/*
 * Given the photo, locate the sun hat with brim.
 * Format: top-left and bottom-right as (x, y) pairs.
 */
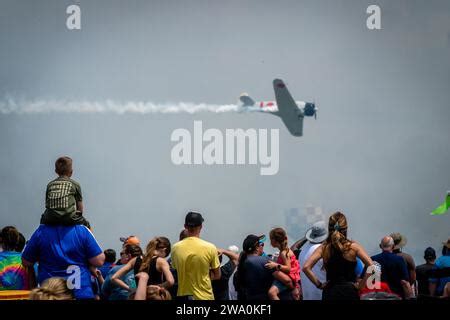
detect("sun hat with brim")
(390, 233), (407, 250)
(305, 221), (328, 244)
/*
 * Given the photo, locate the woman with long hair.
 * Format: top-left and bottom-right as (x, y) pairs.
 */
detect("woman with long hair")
(112, 237), (174, 297)
(303, 212), (373, 300)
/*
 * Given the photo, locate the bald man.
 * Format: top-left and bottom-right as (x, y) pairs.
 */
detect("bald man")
(371, 236), (410, 298)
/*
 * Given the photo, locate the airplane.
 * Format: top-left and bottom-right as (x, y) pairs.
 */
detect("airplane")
(238, 79), (317, 137)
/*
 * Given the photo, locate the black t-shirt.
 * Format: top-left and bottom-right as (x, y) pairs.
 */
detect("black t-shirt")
(416, 263), (434, 295)
(212, 260), (236, 300)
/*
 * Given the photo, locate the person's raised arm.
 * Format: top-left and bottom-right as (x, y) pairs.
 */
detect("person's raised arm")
(219, 249), (240, 266)
(111, 257), (136, 292)
(303, 244), (326, 289)
(352, 242), (373, 290)
(290, 237), (307, 252)
(157, 258), (175, 289)
(209, 247), (222, 280)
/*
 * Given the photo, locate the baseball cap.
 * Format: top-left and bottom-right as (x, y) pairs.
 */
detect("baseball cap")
(120, 235), (140, 246)
(243, 234), (265, 252)
(424, 247), (436, 260)
(185, 211), (204, 227)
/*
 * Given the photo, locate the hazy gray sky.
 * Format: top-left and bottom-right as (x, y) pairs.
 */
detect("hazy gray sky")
(1, 0), (449, 261)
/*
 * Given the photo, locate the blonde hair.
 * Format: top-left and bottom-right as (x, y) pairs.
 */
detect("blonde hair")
(29, 277), (74, 300)
(146, 286), (172, 300)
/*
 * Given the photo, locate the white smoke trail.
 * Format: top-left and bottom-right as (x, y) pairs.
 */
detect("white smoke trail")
(0, 97), (250, 115)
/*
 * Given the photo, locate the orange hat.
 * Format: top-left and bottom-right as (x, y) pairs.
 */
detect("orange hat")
(120, 236), (140, 246)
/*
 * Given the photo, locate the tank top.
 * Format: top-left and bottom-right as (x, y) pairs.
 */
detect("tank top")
(134, 256), (165, 285)
(325, 249), (357, 284)
(276, 251), (301, 285)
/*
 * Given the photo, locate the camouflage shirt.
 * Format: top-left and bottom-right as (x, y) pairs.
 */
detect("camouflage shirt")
(44, 176), (83, 220)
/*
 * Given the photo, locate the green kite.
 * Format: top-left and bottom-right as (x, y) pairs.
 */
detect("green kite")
(431, 192), (450, 215)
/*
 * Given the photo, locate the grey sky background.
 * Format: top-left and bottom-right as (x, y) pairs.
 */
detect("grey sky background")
(1, 0), (449, 261)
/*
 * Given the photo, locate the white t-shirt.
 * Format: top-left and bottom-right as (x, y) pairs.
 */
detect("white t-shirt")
(228, 270), (238, 300)
(299, 241), (327, 300)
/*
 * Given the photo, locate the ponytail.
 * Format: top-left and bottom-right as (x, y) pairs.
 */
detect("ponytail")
(235, 252), (248, 292)
(323, 212), (352, 265)
(139, 237), (171, 273)
(330, 229), (351, 253)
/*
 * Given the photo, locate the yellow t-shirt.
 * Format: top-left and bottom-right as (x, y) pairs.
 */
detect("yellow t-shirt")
(171, 237), (220, 300)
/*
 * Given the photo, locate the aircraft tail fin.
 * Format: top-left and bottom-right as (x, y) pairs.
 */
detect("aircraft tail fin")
(238, 93), (255, 107)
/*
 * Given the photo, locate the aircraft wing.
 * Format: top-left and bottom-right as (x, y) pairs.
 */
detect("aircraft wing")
(273, 79), (303, 136)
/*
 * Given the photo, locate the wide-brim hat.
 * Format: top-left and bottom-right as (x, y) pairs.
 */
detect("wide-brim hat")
(305, 221), (328, 244)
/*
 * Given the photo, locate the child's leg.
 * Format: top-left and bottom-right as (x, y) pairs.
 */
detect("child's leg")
(268, 284), (280, 300)
(273, 271), (295, 290)
(292, 286), (300, 300)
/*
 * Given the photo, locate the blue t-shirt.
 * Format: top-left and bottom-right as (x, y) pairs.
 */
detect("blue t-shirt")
(371, 251), (409, 297)
(99, 262), (114, 279)
(430, 254), (450, 296)
(355, 257), (364, 278)
(101, 265), (136, 300)
(22, 225), (102, 299)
